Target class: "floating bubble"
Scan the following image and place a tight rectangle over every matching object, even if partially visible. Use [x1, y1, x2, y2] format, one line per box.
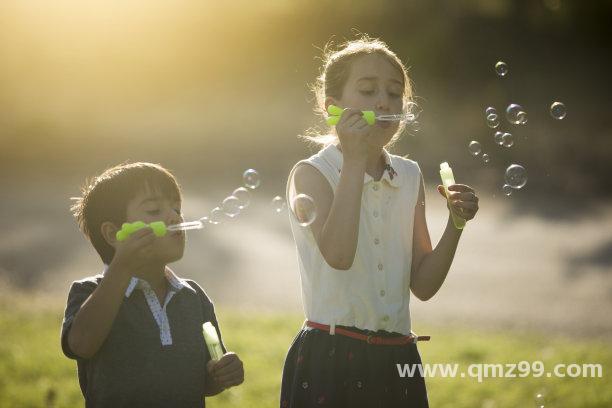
[485, 107, 496, 116]
[243, 169, 261, 189]
[468, 141, 482, 156]
[482, 153, 490, 164]
[292, 194, 317, 227]
[209, 207, 224, 225]
[502, 132, 514, 147]
[495, 61, 508, 77]
[505, 104, 525, 125]
[198, 216, 209, 225]
[271, 195, 286, 213]
[494, 131, 504, 145]
[411, 120, 421, 132]
[505, 164, 527, 189]
[222, 196, 241, 218]
[550, 101, 566, 120]
[232, 187, 251, 209]
[486, 113, 499, 128]
[502, 184, 513, 196]
[534, 392, 546, 407]
[517, 111, 528, 125]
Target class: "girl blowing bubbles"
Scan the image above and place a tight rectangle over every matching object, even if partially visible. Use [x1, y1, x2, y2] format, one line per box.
[281, 36, 479, 407]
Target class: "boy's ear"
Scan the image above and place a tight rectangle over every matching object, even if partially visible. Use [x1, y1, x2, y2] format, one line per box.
[100, 222, 120, 246]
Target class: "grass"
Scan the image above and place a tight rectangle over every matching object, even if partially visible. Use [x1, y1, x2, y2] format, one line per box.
[0, 298, 610, 408]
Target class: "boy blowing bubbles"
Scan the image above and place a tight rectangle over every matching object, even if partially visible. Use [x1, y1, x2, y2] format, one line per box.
[61, 162, 243, 407]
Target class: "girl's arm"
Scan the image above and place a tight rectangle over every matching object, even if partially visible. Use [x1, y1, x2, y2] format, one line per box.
[291, 108, 373, 270]
[292, 157, 366, 270]
[410, 176, 479, 301]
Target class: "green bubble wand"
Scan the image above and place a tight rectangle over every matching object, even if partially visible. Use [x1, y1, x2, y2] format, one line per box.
[115, 220, 204, 241]
[325, 104, 417, 126]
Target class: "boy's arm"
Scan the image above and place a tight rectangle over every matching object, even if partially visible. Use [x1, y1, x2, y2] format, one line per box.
[66, 264, 132, 359]
[66, 227, 157, 359]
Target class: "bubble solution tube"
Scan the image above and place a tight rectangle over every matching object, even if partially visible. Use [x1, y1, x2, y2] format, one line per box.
[439, 162, 466, 230]
[202, 322, 224, 361]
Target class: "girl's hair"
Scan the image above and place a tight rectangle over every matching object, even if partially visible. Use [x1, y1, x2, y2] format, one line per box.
[303, 34, 414, 147]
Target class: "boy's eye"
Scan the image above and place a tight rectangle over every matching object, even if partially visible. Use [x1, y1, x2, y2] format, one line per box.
[146, 209, 161, 216]
[359, 90, 375, 95]
[389, 93, 402, 99]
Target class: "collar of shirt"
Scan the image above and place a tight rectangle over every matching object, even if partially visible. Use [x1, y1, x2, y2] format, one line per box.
[323, 143, 403, 188]
[102, 265, 196, 298]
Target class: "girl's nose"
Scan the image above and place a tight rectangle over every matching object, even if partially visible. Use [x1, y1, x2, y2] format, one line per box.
[375, 97, 389, 112]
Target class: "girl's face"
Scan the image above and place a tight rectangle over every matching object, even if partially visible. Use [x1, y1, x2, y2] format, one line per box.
[329, 53, 405, 147]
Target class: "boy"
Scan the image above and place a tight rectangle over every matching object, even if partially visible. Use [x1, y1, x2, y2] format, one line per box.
[61, 162, 244, 407]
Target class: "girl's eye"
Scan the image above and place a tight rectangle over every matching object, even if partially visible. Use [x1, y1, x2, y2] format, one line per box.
[389, 93, 402, 99]
[146, 210, 161, 216]
[359, 90, 375, 96]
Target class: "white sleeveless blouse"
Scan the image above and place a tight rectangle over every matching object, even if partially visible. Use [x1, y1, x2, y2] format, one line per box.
[287, 143, 422, 335]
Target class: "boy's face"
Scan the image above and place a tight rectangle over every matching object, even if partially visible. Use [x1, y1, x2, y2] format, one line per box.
[335, 53, 404, 147]
[123, 185, 185, 264]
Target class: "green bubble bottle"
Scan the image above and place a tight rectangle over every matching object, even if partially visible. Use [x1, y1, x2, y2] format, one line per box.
[439, 162, 466, 230]
[202, 322, 224, 361]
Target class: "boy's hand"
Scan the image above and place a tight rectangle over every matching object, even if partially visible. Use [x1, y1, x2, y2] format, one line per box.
[109, 227, 157, 275]
[437, 184, 479, 221]
[206, 352, 244, 390]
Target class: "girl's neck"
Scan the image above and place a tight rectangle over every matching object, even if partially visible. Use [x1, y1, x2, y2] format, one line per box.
[337, 143, 385, 181]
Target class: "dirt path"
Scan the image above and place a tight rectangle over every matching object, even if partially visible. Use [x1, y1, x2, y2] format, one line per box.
[2, 189, 611, 339]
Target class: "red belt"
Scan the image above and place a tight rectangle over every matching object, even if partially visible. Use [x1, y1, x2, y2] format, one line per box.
[305, 321, 430, 346]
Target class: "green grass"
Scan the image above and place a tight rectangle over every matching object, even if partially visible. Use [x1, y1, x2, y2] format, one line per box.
[0, 300, 610, 408]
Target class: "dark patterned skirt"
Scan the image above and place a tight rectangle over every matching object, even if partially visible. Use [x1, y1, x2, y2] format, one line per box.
[280, 325, 429, 408]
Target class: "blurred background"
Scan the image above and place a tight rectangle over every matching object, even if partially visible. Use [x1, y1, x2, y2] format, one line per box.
[1, 0, 611, 407]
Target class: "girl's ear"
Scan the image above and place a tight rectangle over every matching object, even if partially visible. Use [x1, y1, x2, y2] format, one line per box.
[101, 222, 120, 247]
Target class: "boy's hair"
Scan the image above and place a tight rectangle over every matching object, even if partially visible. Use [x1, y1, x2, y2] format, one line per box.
[304, 34, 414, 147]
[70, 162, 182, 264]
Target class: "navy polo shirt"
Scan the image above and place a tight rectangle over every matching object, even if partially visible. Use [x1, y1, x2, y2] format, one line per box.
[61, 274, 226, 408]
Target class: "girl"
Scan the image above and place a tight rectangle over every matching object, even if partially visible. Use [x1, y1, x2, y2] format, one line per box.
[281, 36, 479, 407]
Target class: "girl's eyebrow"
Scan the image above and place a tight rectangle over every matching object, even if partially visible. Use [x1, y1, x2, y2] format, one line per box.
[357, 76, 403, 85]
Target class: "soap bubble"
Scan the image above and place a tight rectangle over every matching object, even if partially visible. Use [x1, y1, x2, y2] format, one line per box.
[505, 164, 527, 189]
[486, 113, 499, 128]
[534, 391, 546, 407]
[411, 120, 421, 132]
[485, 107, 497, 116]
[292, 194, 317, 227]
[502, 132, 514, 147]
[209, 207, 224, 225]
[506, 104, 525, 125]
[232, 187, 251, 209]
[550, 101, 566, 120]
[198, 216, 209, 225]
[243, 169, 261, 189]
[502, 184, 513, 196]
[468, 141, 482, 156]
[271, 195, 286, 213]
[222, 196, 241, 218]
[517, 111, 528, 125]
[482, 153, 490, 164]
[495, 61, 508, 77]
[494, 131, 504, 145]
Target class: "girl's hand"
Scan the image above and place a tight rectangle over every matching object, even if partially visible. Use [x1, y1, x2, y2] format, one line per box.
[437, 184, 479, 221]
[335, 107, 373, 163]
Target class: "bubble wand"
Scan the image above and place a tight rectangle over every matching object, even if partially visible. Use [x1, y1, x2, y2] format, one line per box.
[325, 104, 417, 126]
[115, 220, 204, 241]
